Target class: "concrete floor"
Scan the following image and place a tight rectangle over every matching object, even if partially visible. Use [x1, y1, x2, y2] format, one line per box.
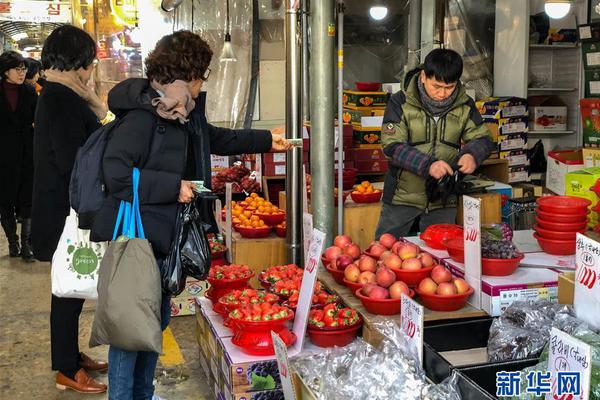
[0, 238, 212, 400]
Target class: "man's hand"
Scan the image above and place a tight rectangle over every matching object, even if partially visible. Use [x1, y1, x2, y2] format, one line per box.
[429, 160, 454, 180]
[270, 133, 293, 152]
[178, 180, 195, 203]
[458, 153, 477, 174]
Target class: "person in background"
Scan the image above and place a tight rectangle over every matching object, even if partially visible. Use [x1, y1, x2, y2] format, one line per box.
[31, 25, 108, 394]
[90, 30, 291, 400]
[24, 58, 43, 92]
[376, 49, 495, 238]
[0, 51, 37, 261]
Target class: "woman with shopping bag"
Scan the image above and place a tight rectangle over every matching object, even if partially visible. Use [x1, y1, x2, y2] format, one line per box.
[89, 30, 291, 399]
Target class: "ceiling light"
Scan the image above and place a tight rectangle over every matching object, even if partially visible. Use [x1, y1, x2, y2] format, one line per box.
[11, 33, 28, 41]
[220, 0, 236, 62]
[544, 0, 572, 19]
[369, 6, 388, 21]
[161, 0, 184, 12]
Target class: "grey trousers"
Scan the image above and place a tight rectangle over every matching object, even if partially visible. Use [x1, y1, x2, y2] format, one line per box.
[375, 203, 457, 239]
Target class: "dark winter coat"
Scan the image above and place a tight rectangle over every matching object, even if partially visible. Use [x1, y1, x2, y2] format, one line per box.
[90, 78, 271, 256]
[31, 82, 101, 261]
[0, 81, 37, 212]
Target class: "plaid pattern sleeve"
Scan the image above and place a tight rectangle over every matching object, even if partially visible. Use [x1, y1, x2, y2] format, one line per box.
[459, 136, 496, 166]
[383, 143, 435, 178]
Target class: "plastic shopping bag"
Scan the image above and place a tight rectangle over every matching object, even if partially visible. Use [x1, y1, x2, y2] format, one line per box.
[181, 199, 211, 280]
[51, 209, 107, 300]
[160, 204, 186, 297]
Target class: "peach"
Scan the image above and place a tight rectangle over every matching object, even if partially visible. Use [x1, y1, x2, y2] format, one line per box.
[419, 253, 435, 268]
[418, 277, 438, 294]
[401, 257, 422, 270]
[324, 246, 342, 262]
[379, 233, 397, 249]
[369, 244, 387, 258]
[343, 243, 361, 260]
[358, 256, 377, 273]
[368, 285, 390, 299]
[398, 243, 420, 260]
[389, 281, 410, 299]
[334, 235, 353, 249]
[437, 282, 458, 296]
[384, 254, 403, 270]
[453, 278, 471, 294]
[362, 283, 378, 296]
[431, 265, 452, 284]
[358, 271, 377, 285]
[376, 266, 396, 288]
[344, 264, 360, 282]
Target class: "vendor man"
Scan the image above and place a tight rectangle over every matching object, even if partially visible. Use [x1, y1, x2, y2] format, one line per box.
[376, 48, 495, 238]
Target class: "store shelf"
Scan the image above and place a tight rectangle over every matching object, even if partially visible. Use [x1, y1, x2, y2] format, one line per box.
[528, 130, 574, 136]
[529, 43, 578, 49]
[527, 87, 577, 92]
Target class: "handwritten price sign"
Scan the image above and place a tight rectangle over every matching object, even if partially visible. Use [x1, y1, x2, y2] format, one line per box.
[272, 332, 297, 400]
[400, 294, 424, 365]
[463, 195, 482, 309]
[546, 328, 592, 400]
[574, 234, 600, 330]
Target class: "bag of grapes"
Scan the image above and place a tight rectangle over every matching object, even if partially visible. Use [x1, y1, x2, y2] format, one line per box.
[481, 224, 522, 260]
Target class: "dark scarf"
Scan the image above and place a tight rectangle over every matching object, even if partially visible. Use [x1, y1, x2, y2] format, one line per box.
[417, 78, 459, 116]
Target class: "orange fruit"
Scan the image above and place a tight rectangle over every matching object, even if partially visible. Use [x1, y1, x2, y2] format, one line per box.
[250, 215, 260, 222]
[263, 207, 272, 214]
[265, 202, 273, 207]
[251, 220, 260, 228]
[243, 210, 253, 218]
[250, 193, 258, 198]
[258, 206, 265, 213]
[366, 187, 374, 194]
[357, 185, 366, 193]
[361, 181, 370, 188]
[258, 220, 266, 227]
[232, 209, 241, 216]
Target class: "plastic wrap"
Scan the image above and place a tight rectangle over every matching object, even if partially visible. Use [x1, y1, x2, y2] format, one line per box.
[488, 300, 589, 362]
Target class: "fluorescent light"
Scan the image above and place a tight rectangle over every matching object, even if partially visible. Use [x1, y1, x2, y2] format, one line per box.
[11, 33, 28, 41]
[544, 0, 572, 19]
[369, 6, 388, 21]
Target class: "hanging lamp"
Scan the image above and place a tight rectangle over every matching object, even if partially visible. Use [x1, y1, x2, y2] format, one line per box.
[220, 0, 237, 62]
[161, 0, 184, 12]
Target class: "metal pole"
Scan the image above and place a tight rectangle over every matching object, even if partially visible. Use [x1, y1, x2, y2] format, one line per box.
[301, 0, 310, 122]
[285, 0, 303, 266]
[310, 0, 335, 245]
[336, 1, 344, 232]
[408, 0, 422, 70]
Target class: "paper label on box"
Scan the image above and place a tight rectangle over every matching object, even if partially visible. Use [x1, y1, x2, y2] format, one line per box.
[500, 138, 527, 151]
[400, 294, 424, 365]
[293, 228, 326, 352]
[574, 234, 600, 330]
[546, 328, 592, 400]
[275, 165, 286, 175]
[463, 196, 482, 309]
[504, 153, 528, 166]
[580, 26, 592, 40]
[590, 80, 600, 95]
[273, 153, 286, 163]
[272, 333, 297, 400]
[501, 121, 527, 134]
[587, 52, 600, 67]
[495, 287, 556, 315]
[502, 105, 528, 118]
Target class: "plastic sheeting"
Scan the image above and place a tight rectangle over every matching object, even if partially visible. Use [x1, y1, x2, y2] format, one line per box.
[444, 0, 495, 100]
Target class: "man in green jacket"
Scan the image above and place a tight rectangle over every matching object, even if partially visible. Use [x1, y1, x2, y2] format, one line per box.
[376, 49, 495, 238]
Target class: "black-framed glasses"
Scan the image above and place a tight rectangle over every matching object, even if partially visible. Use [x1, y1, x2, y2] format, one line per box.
[14, 66, 27, 73]
[201, 67, 211, 81]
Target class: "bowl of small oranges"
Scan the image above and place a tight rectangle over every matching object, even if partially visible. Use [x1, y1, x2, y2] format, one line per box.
[275, 222, 286, 238]
[236, 215, 272, 238]
[222, 201, 247, 221]
[350, 181, 382, 203]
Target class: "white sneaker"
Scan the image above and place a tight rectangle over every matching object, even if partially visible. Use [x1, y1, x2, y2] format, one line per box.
[152, 396, 164, 400]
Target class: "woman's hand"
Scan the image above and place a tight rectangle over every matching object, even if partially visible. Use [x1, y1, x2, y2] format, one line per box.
[178, 180, 195, 203]
[270, 127, 293, 152]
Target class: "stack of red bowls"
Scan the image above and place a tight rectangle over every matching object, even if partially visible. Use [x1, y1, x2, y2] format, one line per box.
[533, 196, 590, 255]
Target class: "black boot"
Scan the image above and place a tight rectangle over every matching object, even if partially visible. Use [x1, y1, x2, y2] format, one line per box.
[20, 219, 34, 262]
[1, 217, 20, 257]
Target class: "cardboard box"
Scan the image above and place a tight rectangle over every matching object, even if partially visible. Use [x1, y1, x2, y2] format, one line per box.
[170, 278, 210, 317]
[565, 167, 600, 227]
[484, 117, 528, 142]
[211, 360, 284, 400]
[528, 96, 567, 131]
[355, 159, 388, 173]
[353, 126, 381, 145]
[581, 98, 600, 146]
[476, 97, 528, 120]
[485, 182, 512, 223]
[582, 41, 600, 69]
[499, 150, 528, 167]
[583, 147, 600, 167]
[508, 165, 529, 183]
[558, 272, 575, 305]
[444, 261, 559, 316]
[343, 108, 372, 124]
[351, 147, 386, 161]
[584, 69, 600, 98]
[342, 90, 388, 108]
[498, 133, 527, 152]
[546, 150, 583, 195]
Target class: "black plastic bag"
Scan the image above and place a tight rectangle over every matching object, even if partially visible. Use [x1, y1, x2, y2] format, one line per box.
[160, 205, 186, 296]
[425, 165, 469, 205]
[528, 140, 547, 173]
[180, 199, 211, 280]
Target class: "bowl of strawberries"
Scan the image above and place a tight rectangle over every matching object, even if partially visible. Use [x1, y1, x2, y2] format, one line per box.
[258, 264, 303, 289]
[206, 264, 254, 309]
[307, 305, 363, 347]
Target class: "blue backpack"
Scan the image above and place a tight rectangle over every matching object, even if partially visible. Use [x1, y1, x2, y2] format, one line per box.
[69, 113, 163, 215]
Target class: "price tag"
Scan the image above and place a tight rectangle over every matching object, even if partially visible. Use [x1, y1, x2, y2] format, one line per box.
[400, 294, 424, 365]
[271, 332, 297, 400]
[574, 234, 600, 330]
[463, 195, 482, 309]
[292, 228, 326, 352]
[303, 213, 313, 263]
[546, 328, 592, 400]
[225, 183, 233, 263]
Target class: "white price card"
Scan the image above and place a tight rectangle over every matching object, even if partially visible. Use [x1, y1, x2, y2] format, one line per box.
[463, 195, 482, 309]
[546, 328, 592, 400]
[574, 233, 600, 330]
[400, 293, 424, 365]
[225, 183, 233, 263]
[272, 332, 297, 400]
[303, 212, 313, 264]
[292, 228, 326, 352]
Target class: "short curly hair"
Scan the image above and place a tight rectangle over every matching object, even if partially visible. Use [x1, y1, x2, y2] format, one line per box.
[145, 31, 213, 84]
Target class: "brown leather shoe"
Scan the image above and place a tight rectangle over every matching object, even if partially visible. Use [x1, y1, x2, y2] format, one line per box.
[56, 369, 107, 393]
[79, 352, 108, 372]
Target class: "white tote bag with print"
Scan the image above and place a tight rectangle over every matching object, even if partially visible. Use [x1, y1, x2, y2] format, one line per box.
[51, 210, 107, 300]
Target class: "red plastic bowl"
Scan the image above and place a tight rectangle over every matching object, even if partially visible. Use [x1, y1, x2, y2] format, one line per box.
[536, 209, 588, 223]
[308, 323, 362, 348]
[356, 82, 382, 91]
[237, 226, 272, 239]
[389, 265, 435, 287]
[211, 249, 227, 260]
[326, 264, 346, 284]
[206, 272, 255, 306]
[253, 212, 286, 226]
[534, 225, 586, 241]
[536, 196, 592, 215]
[275, 226, 286, 238]
[321, 254, 332, 267]
[415, 287, 474, 312]
[481, 255, 523, 276]
[420, 224, 464, 250]
[343, 278, 364, 294]
[257, 275, 272, 289]
[533, 233, 576, 255]
[231, 312, 296, 356]
[350, 191, 383, 203]
[535, 216, 588, 232]
[443, 238, 464, 263]
[355, 288, 414, 315]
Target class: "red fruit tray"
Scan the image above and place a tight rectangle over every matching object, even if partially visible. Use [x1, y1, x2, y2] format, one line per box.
[206, 273, 255, 306]
[443, 238, 464, 263]
[482, 255, 523, 277]
[389, 265, 434, 287]
[356, 82, 381, 91]
[533, 233, 576, 256]
[253, 212, 286, 226]
[343, 278, 364, 293]
[350, 191, 383, 204]
[325, 264, 346, 284]
[536, 209, 588, 223]
[237, 226, 272, 239]
[308, 322, 363, 348]
[536, 196, 591, 215]
[534, 225, 585, 241]
[420, 224, 464, 250]
[535, 216, 588, 232]
[415, 287, 473, 312]
[275, 226, 286, 238]
[230, 312, 295, 356]
[355, 288, 414, 315]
